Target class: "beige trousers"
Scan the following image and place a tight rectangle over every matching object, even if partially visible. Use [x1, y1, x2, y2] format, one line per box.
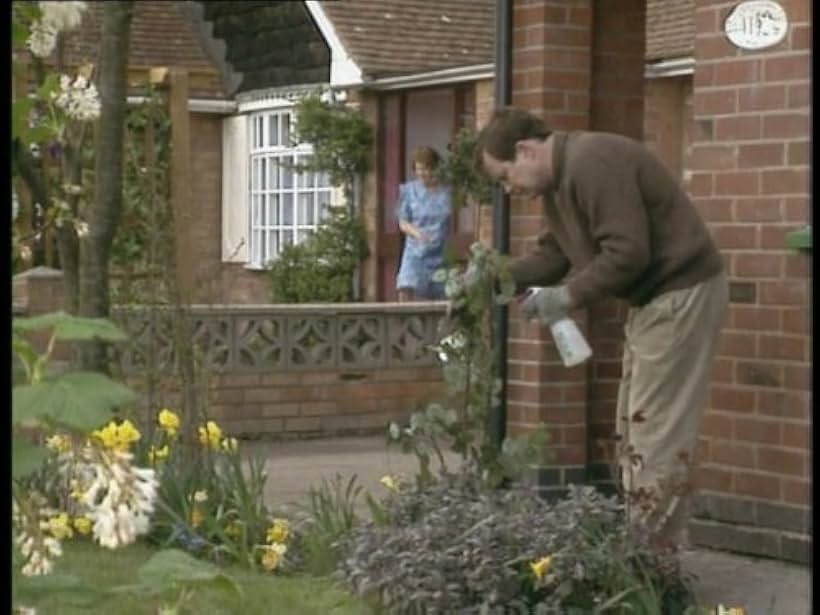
[616, 270, 728, 547]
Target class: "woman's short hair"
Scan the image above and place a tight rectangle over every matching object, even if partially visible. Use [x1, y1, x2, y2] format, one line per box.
[411, 146, 441, 170]
[476, 107, 552, 162]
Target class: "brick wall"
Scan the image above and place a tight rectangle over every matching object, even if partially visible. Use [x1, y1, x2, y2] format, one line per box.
[586, 0, 646, 486]
[126, 366, 445, 439]
[685, 0, 811, 563]
[184, 112, 271, 304]
[509, 0, 595, 492]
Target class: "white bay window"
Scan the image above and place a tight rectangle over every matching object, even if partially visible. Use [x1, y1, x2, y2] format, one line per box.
[221, 100, 337, 269]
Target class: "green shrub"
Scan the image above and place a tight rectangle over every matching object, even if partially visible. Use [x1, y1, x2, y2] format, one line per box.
[339, 473, 697, 614]
[290, 474, 363, 576]
[267, 207, 369, 303]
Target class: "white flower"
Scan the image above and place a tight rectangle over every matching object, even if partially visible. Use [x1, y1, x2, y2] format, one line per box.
[54, 74, 101, 122]
[18, 245, 32, 261]
[435, 332, 467, 363]
[39, 1, 88, 31]
[74, 220, 89, 238]
[12, 188, 19, 221]
[193, 490, 208, 503]
[388, 422, 401, 441]
[71, 447, 158, 550]
[15, 606, 38, 615]
[26, 21, 58, 58]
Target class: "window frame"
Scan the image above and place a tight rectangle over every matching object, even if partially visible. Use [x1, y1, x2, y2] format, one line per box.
[245, 103, 334, 270]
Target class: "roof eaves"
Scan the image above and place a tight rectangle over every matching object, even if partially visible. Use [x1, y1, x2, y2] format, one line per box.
[304, 1, 363, 88]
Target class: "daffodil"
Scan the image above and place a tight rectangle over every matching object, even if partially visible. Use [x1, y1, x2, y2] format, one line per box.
[157, 408, 180, 438]
[45, 434, 71, 454]
[91, 420, 140, 452]
[266, 518, 290, 544]
[73, 516, 92, 536]
[197, 421, 222, 450]
[379, 475, 399, 492]
[46, 513, 73, 540]
[260, 543, 287, 572]
[148, 445, 169, 464]
[221, 437, 238, 453]
[530, 555, 552, 581]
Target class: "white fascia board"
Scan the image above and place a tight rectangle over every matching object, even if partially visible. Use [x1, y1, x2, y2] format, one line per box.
[366, 63, 495, 91]
[644, 57, 695, 79]
[304, 0, 363, 87]
[126, 96, 237, 114]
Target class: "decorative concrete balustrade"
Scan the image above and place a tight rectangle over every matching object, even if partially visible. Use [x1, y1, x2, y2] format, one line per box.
[110, 302, 448, 373]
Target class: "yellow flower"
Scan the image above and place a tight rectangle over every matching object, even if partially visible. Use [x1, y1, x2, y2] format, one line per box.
[190, 506, 204, 529]
[91, 419, 141, 452]
[379, 475, 399, 492]
[221, 437, 238, 453]
[45, 434, 71, 454]
[148, 444, 169, 463]
[260, 543, 287, 572]
[47, 513, 74, 540]
[157, 408, 180, 438]
[530, 555, 552, 580]
[73, 516, 92, 536]
[266, 518, 290, 544]
[197, 421, 222, 450]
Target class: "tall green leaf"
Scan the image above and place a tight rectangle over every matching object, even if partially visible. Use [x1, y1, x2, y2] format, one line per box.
[13, 372, 136, 430]
[12, 437, 49, 478]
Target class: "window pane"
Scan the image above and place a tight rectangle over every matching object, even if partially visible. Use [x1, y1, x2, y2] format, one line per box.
[252, 230, 261, 264]
[281, 113, 290, 145]
[268, 231, 279, 261]
[268, 158, 278, 189]
[252, 158, 259, 189]
[317, 170, 330, 187]
[281, 156, 293, 189]
[260, 194, 267, 227]
[260, 157, 266, 190]
[269, 114, 279, 146]
[297, 193, 314, 225]
[270, 194, 280, 226]
[282, 193, 294, 225]
[252, 194, 260, 227]
[282, 230, 294, 247]
[261, 230, 268, 264]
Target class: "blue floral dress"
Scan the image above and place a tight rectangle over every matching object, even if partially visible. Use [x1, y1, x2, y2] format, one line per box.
[395, 180, 452, 299]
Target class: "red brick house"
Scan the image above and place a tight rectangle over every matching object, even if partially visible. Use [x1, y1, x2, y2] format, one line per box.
[499, 0, 810, 564]
[34, 1, 809, 563]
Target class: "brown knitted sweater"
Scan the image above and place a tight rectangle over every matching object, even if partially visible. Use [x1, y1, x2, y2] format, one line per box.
[509, 131, 724, 307]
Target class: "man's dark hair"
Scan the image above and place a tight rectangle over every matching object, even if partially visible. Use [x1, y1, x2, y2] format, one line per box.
[476, 107, 552, 163]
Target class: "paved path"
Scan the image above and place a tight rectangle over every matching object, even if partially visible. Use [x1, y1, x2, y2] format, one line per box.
[244, 436, 810, 614]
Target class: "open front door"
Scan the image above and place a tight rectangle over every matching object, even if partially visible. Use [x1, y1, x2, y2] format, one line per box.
[377, 84, 477, 301]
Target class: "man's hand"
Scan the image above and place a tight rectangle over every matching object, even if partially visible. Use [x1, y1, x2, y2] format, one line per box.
[519, 286, 572, 324]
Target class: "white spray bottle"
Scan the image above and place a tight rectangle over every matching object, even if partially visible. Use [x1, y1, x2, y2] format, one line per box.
[523, 287, 593, 367]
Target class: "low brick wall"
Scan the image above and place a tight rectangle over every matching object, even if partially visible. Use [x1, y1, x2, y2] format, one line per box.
[113, 302, 450, 439]
[203, 366, 445, 438]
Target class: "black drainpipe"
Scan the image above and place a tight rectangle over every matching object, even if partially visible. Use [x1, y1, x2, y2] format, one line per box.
[490, 0, 513, 450]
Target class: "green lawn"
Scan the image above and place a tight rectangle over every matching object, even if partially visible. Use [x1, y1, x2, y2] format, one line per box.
[12, 540, 369, 615]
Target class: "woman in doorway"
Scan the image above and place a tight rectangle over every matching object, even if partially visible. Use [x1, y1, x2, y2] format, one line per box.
[395, 146, 452, 301]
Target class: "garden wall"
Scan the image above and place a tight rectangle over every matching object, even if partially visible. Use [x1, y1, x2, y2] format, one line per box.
[13, 270, 448, 439]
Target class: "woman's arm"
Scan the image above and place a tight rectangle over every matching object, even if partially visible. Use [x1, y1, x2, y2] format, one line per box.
[398, 219, 428, 242]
